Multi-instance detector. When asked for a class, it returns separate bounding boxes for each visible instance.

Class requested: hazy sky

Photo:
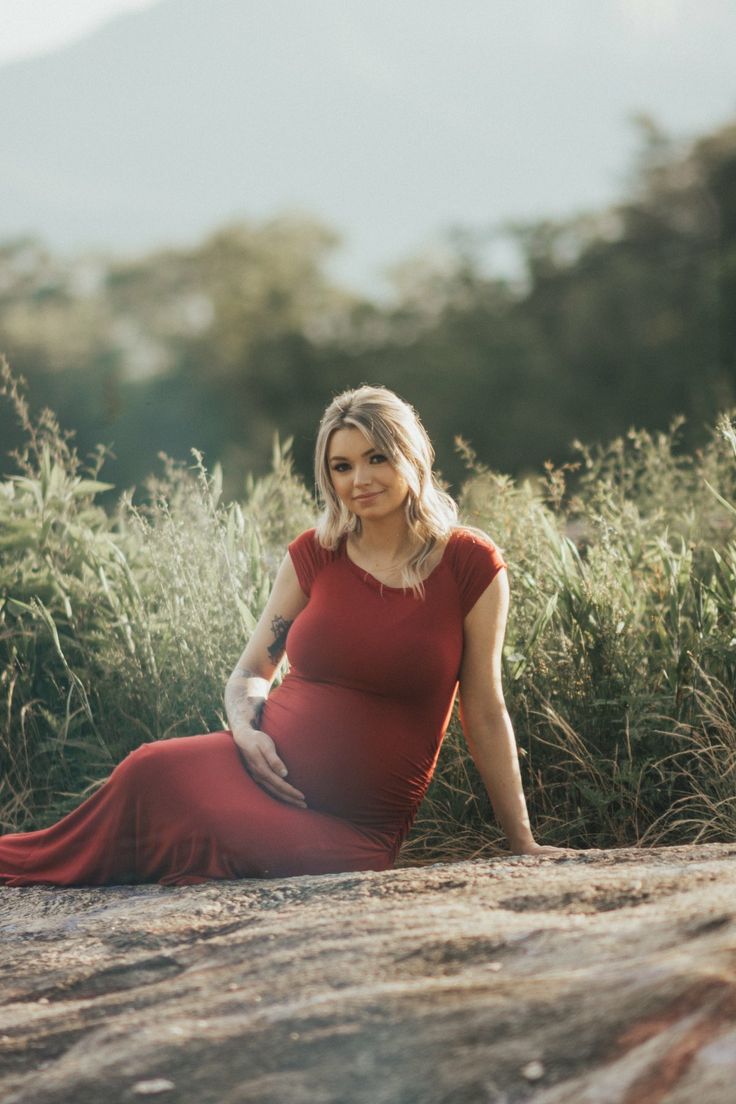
[0,0,157,65]
[3,0,736,75]
[2,0,736,294]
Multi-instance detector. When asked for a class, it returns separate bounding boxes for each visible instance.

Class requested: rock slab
[1,843,735,1103]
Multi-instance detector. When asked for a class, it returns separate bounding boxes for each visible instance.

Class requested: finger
[251,750,306,802]
[251,734,301,794]
[262,748,290,780]
[267,784,308,806]
[261,784,308,808]
[262,773,307,802]
[253,770,306,803]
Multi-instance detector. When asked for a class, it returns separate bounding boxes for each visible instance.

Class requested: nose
[354,462,373,487]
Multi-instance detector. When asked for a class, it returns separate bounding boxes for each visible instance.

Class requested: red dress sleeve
[288,529,331,597]
[451,529,508,617]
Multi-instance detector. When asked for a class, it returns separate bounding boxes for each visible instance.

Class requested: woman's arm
[225,551,309,807]
[458,571,568,855]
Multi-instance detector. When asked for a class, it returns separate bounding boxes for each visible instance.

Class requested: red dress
[0,528,506,886]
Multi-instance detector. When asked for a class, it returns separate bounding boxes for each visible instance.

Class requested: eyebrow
[328,447,379,462]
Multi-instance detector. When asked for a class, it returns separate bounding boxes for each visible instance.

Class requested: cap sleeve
[288,528,329,597]
[452,529,508,617]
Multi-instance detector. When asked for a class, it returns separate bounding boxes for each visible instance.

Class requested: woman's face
[327,426,410,523]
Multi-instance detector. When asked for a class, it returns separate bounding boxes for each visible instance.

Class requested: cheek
[393,472,411,499]
[330,473,350,498]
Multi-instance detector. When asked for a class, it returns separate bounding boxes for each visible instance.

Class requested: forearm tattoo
[225,615,292,732]
[267,615,293,666]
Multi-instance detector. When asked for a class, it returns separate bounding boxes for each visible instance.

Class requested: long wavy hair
[314,385,458,595]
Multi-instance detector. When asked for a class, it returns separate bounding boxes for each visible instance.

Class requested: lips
[354,491,382,502]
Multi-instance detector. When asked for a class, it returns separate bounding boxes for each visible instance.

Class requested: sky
[0,0,157,65]
[1,0,735,295]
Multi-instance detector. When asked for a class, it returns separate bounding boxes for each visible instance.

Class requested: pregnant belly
[261,675,438,834]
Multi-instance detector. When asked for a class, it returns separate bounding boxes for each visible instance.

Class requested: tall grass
[0,359,313,828]
[1,357,734,858]
[406,419,736,860]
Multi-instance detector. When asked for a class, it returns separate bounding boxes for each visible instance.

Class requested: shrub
[1,358,734,857]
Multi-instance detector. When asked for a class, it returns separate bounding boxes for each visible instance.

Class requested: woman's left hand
[511,841,582,857]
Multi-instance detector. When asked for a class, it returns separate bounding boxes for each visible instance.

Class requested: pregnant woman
[0,385,570,886]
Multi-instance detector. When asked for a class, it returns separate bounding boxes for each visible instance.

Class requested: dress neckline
[339,532,453,593]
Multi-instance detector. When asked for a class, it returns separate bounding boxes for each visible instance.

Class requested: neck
[352,515,414,560]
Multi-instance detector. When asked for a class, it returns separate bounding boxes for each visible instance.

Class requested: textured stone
[1,843,735,1103]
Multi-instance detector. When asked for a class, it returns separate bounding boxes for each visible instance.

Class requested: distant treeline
[1,115,735,496]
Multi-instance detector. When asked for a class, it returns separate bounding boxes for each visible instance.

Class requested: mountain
[1,0,735,294]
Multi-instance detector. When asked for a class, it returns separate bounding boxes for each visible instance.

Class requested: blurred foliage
[1,116,735,500]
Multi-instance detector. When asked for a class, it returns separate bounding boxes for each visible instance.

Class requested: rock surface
[1,843,735,1103]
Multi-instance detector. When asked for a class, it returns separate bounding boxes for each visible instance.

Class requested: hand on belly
[231,727,308,808]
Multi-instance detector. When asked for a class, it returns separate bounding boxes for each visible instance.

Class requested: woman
[0,386,568,887]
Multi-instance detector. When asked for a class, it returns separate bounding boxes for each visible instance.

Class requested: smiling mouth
[354,491,382,501]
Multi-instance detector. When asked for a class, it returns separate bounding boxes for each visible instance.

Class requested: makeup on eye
[330,452,388,472]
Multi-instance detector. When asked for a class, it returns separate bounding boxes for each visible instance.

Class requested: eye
[330,462,350,473]
[369,453,388,464]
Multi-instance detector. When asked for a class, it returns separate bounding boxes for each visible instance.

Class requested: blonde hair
[314,385,458,595]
